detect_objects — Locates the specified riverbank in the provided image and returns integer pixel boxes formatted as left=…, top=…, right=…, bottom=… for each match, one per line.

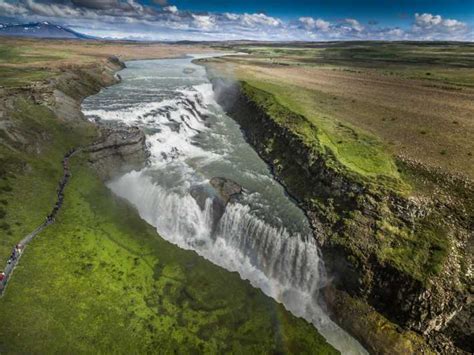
left=206, top=73, right=472, bottom=354
left=0, top=41, right=339, bottom=353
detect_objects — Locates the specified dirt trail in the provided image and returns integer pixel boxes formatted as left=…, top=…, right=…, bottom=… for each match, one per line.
left=0, top=148, right=79, bottom=296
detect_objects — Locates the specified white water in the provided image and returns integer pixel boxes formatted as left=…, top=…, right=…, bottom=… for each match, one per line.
left=82, top=54, right=367, bottom=354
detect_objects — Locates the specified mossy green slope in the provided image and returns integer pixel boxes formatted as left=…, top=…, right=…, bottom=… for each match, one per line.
left=0, top=158, right=337, bottom=354
left=235, top=81, right=450, bottom=283
left=0, top=93, right=336, bottom=353
left=240, top=80, right=406, bottom=193
left=0, top=98, right=96, bottom=263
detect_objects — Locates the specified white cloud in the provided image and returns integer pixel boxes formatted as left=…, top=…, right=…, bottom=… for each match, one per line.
left=0, top=0, right=29, bottom=15
left=413, top=13, right=467, bottom=37
left=240, top=13, right=281, bottom=27
left=343, top=18, right=363, bottom=32
left=299, top=17, right=330, bottom=31
left=0, top=2, right=471, bottom=42
left=224, top=13, right=239, bottom=21
left=163, top=5, right=177, bottom=14
left=192, top=14, right=215, bottom=30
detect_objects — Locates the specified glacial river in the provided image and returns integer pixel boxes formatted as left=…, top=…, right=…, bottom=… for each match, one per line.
left=82, top=54, right=366, bottom=354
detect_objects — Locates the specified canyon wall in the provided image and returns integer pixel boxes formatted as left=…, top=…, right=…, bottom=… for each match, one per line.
left=211, top=77, right=472, bottom=354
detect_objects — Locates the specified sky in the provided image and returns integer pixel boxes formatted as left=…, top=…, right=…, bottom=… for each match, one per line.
left=0, top=0, right=473, bottom=41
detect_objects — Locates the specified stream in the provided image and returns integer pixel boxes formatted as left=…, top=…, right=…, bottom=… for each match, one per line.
left=82, top=54, right=366, bottom=354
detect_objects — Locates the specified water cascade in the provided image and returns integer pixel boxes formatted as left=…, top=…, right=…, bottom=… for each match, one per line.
left=82, top=55, right=366, bottom=354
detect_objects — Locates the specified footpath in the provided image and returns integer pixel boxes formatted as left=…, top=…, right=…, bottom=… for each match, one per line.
left=0, top=148, right=79, bottom=296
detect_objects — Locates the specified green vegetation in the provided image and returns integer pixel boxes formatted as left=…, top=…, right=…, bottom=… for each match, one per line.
left=0, top=66, right=55, bottom=87
left=240, top=80, right=406, bottom=192
left=329, top=288, right=435, bottom=354
left=0, top=42, right=71, bottom=87
left=229, top=42, right=474, bottom=87
left=378, top=216, right=449, bottom=278
left=235, top=80, right=451, bottom=283
left=0, top=98, right=96, bottom=263
left=0, top=43, right=70, bottom=65
left=0, top=67, right=335, bottom=353
left=0, top=158, right=336, bottom=353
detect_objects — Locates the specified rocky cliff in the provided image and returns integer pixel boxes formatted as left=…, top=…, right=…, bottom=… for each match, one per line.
left=54, top=56, right=149, bottom=180
left=210, top=77, right=472, bottom=354
left=85, top=126, right=149, bottom=180
left=1, top=55, right=148, bottom=181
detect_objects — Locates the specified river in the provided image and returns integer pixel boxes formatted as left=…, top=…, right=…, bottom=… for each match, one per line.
left=82, top=54, right=366, bottom=354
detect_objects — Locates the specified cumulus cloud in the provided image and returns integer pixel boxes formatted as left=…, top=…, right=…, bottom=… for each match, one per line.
left=413, top=13, right=468, bottom=38
left=0, top=1, right=471, bottom=41
left=298, top=17, right=364, bottom=38
left=163, top=5, right=177, bottom=13
left=192, top=14, right=215, bottom=30
left=342, top=18, right=364, bottom=32
left=240, top=13, right=281, bottom=27
left=299, top=17, right=330, bottom=31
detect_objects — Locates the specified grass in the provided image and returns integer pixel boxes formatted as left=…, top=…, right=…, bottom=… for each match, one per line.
left=231, top=42, right=474, bottom=87
left=0, top=156, right=337, bottom=354
left=0, top=67, right=56, bottom=87
left=0, top=43, right=69, bottom=65
left=0, top=42, right=73, bottom=87
left=0, top=98, right=96, bottom=263
left=0, top=66, right=336, bottom=353
left=225, top=79, right=451, bottom=283
left=240, top=80, right=406, bottom=192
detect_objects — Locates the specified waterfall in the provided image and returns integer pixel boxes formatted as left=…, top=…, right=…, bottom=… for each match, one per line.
left=84, top=55, right=367, bottom=354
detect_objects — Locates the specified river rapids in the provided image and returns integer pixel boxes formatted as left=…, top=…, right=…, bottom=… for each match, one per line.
left=82, top=54, right=366, bottom=354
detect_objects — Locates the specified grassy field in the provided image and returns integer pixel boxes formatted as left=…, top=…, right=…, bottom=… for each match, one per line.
left=201, top=41, right=473, bottom=284
left=205, top=42, right=474, bottom=181
left=0, top=37, right=211, bottom=88
left=0, top=38, right=336, bottom=353
left=225, top=42, right=474, bottom=87
left=0, top=157, right=336, bottom=353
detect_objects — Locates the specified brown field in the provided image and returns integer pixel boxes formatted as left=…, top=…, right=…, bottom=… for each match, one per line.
left=0, top=37, right=212, bottom=68
left=208, top=55, right=474, bottom=180
left=1, top=38, right=473, bottom=179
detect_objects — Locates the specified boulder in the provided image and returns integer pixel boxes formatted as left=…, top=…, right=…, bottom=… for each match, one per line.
left=189, top=177, right=243, bottom=230
left=209, top=177, right=242, bottom=205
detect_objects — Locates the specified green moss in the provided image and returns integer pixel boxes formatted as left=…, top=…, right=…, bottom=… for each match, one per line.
left=330, top=288, right=435, bottom=355
left=0, top=98, right=96, bottom=263
left=238, top=81, right=450, bottom=283
left=240, top=80, right=407, bottom=193
left=0, top=67, right=56, bottom=88
left=378, top=216, right=450, bottom=280
left=0, top=157, right=337, bottom=353
left=0, top=90, right=336, bottom=353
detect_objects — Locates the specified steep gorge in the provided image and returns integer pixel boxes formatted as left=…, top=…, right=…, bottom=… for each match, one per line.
left=210, top=77, right=472, bottom=354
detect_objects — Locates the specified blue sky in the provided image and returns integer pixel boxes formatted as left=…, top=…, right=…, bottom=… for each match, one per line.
left=0, top=0, right=472, bottom=41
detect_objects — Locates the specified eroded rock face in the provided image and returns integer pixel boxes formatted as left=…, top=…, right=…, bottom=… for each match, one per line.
left=86, top=126, right=149, bottom=180
left=210, top=77, right=471, bottom=354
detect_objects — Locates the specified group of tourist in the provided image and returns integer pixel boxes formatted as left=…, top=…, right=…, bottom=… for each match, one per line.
left=2, top=148, right=77, bottom=295
left=45, top=148, right=75, bottom=225
left=0, top=243, right=23, bottom=292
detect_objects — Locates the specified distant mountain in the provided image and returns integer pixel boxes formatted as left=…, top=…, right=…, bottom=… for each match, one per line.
left=0, top=22, right=93, bottom=39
